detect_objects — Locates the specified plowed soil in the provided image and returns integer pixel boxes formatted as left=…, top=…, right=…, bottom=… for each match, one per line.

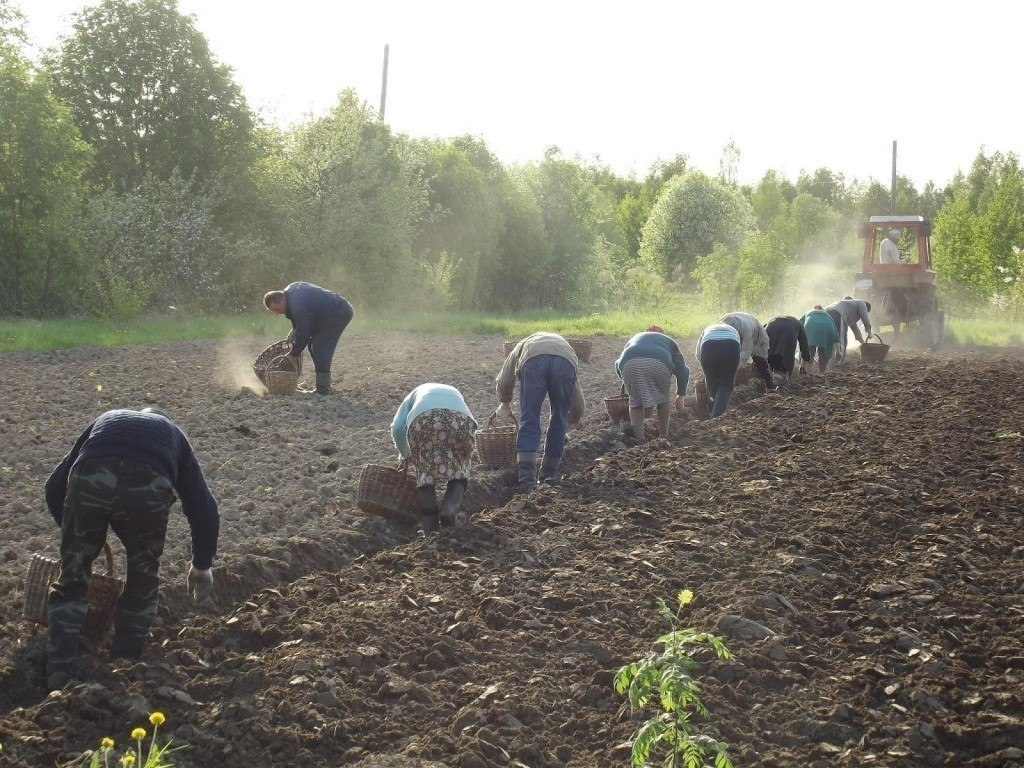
left=1, top=331, right=1022, bottom=768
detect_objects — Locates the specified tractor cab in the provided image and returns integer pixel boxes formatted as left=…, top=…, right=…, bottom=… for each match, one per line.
left=854, top=215, right=943, bottom=345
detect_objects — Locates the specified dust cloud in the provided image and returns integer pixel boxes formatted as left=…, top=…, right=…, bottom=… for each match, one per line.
left=215, top=340, right=266, bottom=393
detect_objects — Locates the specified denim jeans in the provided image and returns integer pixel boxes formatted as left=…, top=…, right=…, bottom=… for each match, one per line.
left=517, top=354, right=576, bottom=457
left=699, top=339, right=740, bottom=418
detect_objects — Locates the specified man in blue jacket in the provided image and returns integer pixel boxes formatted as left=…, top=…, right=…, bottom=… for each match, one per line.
left=264, top=282, right=355, bottom=395
left=43, top=408, right=220, bottom=691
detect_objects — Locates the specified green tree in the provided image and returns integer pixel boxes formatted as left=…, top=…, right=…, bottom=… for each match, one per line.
left=749, top=170, right=793, bottom=232
left=49, top=0, right=253, bottom=192
left=734, top=231, right=790, bottom=310
left=517, top=148, right=606, bottom=309
left=81, top=171, right=252, bottom=317
left=484, top=173, right=548, bottom=311
left=932, top=195, right=992, bottom=310
left=797, top=167, right=846, bottom=206
left=0, top=36, right=92, bottom=316
left=409, top=135, right=505, bottom=309
left=281, top=91, right=423, bottom=307
left=640, top=171, right=756, bottom=283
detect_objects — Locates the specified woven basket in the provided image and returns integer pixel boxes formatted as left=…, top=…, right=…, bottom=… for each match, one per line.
left=254, top=340, right=303, bottom=387
left=735, top=363, right=754, bottom=385
left=860, top=334, right=890, bottom=362
left=23, top=541, right=123, bottom=653
left=476, top=411, right=518, bottom=468
left=604, top=386, right=655, bottom=423
left=695, top=379, right=710, bottom=413
left=266, top=355, right=298, bottom=396
left=567, top=338, right=593, bottom=362
left=356, top=464, right=419, bottom=520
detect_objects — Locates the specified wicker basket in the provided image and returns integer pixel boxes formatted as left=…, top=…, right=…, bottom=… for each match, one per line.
left=476, top=411, right=518, bottom=468
left=567, top=338, right=593, bottom=363
left=860, top=334, right=890, bottom=363
left=23, top=541, right=123, bottom=653
left=266, top=355, right=298, bottom=396
left=735, top=363, right=754, bottom=385
left=254, top=340, right=303, bottom=387
left=605, top=386, right=654, bottom=423
left=695, top=379, right=710, bottom=413
left=356, top=464, right=419, bottom=520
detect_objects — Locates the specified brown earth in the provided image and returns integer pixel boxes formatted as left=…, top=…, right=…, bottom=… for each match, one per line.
left=0, top=331, right=1022, bottom=768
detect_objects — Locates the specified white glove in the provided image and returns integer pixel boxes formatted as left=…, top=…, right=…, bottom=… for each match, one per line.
left=187, top=566, right=214, bottom=602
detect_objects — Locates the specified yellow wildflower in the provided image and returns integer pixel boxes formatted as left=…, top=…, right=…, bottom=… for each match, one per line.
left=149, top=712, right=165, bottom=727
left=122, top=755, right=136, bottom=766
left=101, top=737, right=115, bottom=749
left=131, top=728, right=146, bottom=741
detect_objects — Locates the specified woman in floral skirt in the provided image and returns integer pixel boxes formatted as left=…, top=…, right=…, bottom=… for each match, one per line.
left=391, top=383, right=477, bottom=535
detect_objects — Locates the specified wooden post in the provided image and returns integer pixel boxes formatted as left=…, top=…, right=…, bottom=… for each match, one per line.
left=890, top=140, right=897, bottom=214
left=380, top=44, right=389, bottom=121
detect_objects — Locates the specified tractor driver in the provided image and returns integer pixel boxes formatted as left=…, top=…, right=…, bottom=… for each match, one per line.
left=880, top=228, right=906, bottom=264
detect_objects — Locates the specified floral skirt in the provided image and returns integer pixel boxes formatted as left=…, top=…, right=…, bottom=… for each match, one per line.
left=408, top=409, right=476, bottom=487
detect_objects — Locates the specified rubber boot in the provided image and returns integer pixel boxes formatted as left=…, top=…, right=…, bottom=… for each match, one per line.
left=439, top=479, right=467, bottom=526
left=515, top=451, right=538, bottom=494
left=315, top=372, right=332, bottom=395
left=628, top=407, right=646, bottom=444
left=538, top=455, right=561, bottom=484
left=417, top=485, right=439, bottom=536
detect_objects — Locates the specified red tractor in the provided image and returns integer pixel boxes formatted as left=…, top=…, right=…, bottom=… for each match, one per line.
left=854, top=215, right=944, bottom=346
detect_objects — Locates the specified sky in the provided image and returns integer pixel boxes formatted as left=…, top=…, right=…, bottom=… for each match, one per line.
left=19, top=0, right=1022, bottom=189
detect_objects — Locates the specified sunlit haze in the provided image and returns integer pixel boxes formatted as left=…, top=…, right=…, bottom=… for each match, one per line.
left=21, top=0, right=1021, bottom=188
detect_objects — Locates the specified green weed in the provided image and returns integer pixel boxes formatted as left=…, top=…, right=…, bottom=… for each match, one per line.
left=614, top=590, right=734, bottom=768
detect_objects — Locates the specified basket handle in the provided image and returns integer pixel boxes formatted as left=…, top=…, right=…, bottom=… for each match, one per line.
left=869, top=333, right=884, bottom=345
left=269, top=354, right=298, bottom=372
left=488, top=409, right=519, bottom=428
left=619, top=383, right=626, bottom=396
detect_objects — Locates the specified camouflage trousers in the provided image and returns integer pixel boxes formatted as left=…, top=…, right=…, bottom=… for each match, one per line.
left=46, top=457, right=175, bottom=677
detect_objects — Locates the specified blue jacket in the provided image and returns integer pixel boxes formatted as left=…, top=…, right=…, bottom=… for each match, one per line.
left=284, top=282, right=353, bottom=357
left=44, top=410, right=220, bottom=569
left=615, top=332, right=690, bottom=396
left=391, top=384, right=477, bottom=459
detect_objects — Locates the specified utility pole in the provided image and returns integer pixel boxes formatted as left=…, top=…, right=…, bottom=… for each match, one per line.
left=379, top=44, right=389, bottom=121
left=890, top=140, right=897, bottom=214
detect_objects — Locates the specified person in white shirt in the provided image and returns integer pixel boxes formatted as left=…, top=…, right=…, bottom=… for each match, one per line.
left=880, top=229, right=905, bottom=264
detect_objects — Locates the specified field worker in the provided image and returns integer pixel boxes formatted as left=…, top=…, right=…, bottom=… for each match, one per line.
left=880, top=228, right=905, bottom=264
left=263, top=282, right=355, bottom=395
left=614, top=325, right=689, bottom=443
left=43, top=408, right=219, bottom=692
left=720, top=311, right=775, bottom=390
left=801, top=305, right=842, bottom=374
left=827, top=296, right=872, bottom=362
left=391, top=384, right=478, bottom=536
left=496, top=332, right=585, bottom=493
left=764, top=316, right=811, bottom=380
left=696, top=323, right=742, bottom=417
left=824, top=306, right=846, bottom=363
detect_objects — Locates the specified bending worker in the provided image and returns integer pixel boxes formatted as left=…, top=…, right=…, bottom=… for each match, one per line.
left=496, top=332, right=585, bottom=492
left=43, top=408, right=219, bottom=692
left=264, top=282, right=355, bottom=395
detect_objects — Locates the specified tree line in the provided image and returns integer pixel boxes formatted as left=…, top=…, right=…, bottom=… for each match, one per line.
left=1, top=0, right=1021, bottom=321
